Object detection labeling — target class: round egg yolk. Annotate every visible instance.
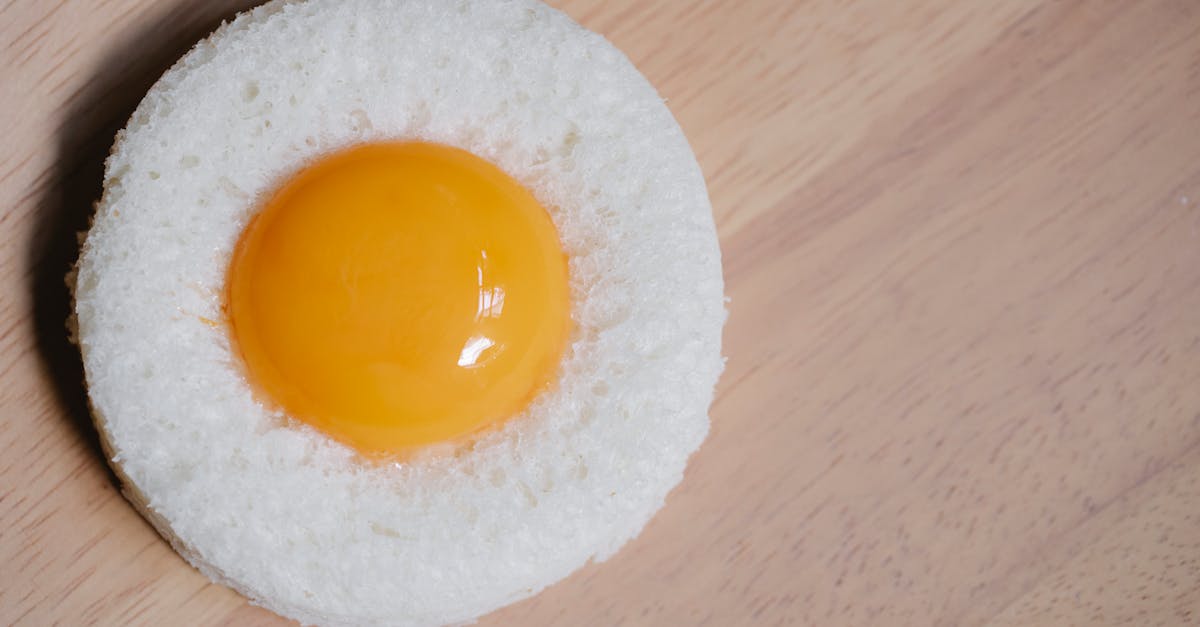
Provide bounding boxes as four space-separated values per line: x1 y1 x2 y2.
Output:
226 142 570 458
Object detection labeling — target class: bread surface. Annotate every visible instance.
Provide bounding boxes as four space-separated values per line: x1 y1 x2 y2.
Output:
73 1 725 625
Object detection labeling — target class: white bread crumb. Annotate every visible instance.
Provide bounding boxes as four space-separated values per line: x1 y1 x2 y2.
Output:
73 0 725 625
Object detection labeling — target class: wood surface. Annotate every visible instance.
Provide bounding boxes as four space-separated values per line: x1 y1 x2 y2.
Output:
3 0 1200 625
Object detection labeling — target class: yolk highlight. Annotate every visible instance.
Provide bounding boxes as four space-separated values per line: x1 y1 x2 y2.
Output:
226 142 570 457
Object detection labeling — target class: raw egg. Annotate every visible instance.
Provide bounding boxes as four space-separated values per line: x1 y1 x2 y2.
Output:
227 141 571 456
72 0 724 625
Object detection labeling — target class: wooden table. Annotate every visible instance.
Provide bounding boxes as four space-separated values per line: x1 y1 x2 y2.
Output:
3 1 1199 625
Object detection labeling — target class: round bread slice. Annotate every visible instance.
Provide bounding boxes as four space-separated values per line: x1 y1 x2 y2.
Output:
71 0 725 625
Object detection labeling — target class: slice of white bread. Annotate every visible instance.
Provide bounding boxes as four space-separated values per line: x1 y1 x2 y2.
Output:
72 0 725 625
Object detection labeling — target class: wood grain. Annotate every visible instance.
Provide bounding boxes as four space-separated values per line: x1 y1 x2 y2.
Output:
3 0 1199 625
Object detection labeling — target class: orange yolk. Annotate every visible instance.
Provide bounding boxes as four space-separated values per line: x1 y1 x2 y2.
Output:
226 142 570 458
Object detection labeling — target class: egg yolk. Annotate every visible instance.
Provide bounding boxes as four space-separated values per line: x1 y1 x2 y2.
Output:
226 142 570 457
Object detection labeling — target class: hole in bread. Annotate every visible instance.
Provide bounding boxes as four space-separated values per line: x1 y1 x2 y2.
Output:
242 81 259 103
518 481 538 507
369 521 403 538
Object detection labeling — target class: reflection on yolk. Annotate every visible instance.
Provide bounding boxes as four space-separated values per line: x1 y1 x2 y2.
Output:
226 142 570 457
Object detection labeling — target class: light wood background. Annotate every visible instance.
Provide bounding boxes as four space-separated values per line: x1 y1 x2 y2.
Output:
3 1 1200 625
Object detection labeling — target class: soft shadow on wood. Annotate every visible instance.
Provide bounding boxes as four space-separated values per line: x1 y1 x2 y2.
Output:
28 1 261 483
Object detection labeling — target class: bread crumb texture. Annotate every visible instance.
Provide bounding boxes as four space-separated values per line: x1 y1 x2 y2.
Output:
73 0 724 625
